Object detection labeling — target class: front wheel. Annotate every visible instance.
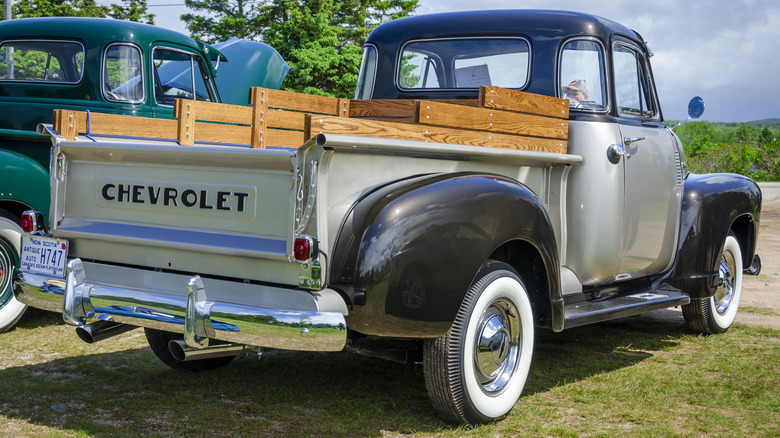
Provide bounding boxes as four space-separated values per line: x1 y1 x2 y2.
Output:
683 233 743 334
424 261 534 424
0 212 27 332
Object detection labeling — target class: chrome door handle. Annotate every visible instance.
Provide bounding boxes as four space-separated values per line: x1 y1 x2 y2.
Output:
624 136 645 145
607 143 629 164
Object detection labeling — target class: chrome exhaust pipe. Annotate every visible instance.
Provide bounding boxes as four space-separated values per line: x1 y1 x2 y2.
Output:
168 340 252 362
76 320 136 344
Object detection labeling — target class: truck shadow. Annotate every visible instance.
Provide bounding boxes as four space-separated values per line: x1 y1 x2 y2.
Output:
10 307 65 330
0 314 689 436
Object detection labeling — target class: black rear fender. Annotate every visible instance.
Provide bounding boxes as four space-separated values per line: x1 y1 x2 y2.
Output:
331 173 559 338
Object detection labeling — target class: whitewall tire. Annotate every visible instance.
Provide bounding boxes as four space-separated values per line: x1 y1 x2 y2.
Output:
424 261 534 424
0 213 27 332
683 233 743 334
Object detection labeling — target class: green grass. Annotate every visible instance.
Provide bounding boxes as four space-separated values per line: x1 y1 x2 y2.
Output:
0 309 778 437
741 306 779 316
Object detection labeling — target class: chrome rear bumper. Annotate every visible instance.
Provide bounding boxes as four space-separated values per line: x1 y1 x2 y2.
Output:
15 258 348 352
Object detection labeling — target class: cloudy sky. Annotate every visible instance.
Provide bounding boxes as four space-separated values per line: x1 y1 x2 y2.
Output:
144 0 778 123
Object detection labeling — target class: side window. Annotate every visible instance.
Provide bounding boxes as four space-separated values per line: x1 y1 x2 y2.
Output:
613 43 655 118
355 45 377 99
559 39 607 111
153 47 214 106
104 44 143 103
0 40 84 83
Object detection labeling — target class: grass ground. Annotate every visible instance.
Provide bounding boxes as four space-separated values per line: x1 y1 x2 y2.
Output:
0 308 777 437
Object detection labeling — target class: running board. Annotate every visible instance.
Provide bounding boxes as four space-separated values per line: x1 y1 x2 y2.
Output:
563 290 690 329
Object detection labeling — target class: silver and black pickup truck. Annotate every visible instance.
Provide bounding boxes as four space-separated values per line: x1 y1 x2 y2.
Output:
15 10 762 425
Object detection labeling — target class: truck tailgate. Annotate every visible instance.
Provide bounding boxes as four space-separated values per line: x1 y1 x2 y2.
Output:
49 138 301 285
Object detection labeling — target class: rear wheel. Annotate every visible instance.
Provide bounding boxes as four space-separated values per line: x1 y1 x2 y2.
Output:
424 261 534 424
683 233 743 334
144 328 236 371
0 211 27 332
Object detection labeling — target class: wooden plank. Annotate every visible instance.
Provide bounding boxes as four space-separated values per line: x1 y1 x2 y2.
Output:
250 87 267 148
418 100 568 140
480 86 569 119
56 110 178 140
55 109 78 140
252 87 341 115
266 128 306 149
176 99 195 145
307 115 567 154
267 109 307 130
349 100 417 118
349 99 480 118
192 122 251 145
338 99 350 117
176 99 252 125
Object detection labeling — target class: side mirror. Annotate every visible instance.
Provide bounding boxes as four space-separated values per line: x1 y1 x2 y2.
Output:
671 96 706 130
688 96 705 119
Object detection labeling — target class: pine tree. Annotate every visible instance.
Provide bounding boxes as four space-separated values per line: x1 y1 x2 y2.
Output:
181 0 419 97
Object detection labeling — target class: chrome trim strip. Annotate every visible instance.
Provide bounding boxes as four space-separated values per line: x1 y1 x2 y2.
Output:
311 134 582 166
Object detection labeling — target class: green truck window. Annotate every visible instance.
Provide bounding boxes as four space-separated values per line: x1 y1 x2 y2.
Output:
104 43 144 103
0 40 84 83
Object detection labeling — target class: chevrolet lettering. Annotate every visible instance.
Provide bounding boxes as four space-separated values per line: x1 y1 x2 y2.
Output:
100 183 250 211
95 177 256 217
14 10 762 426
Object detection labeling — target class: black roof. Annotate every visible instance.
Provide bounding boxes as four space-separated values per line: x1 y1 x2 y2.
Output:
367 9 640 46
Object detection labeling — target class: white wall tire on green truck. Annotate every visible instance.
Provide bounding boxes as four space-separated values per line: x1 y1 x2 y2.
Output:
0 212 27 332
424 261 534 424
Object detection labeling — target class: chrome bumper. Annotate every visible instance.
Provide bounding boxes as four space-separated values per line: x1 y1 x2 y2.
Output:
15 258 348 352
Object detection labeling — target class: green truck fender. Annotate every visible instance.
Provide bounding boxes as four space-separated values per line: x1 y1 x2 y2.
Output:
0 148 50 217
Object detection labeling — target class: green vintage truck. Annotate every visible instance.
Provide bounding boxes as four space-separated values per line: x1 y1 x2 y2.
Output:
0 17 289 331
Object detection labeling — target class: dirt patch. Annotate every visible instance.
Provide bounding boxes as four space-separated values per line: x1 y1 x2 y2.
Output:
739 183 780 329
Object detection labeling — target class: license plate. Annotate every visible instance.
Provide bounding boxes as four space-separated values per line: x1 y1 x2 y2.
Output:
20 235 69 277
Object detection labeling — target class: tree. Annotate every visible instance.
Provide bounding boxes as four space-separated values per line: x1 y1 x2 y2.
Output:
109 0 154 24
7 0 153 23
181 0 419 97
11 0 109 17
759 127 775 147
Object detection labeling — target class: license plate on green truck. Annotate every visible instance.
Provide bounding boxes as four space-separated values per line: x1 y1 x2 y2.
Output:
20 235 68 277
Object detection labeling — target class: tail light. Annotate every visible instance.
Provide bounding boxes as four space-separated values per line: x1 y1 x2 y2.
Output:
21 210 46 234
293 235 318 263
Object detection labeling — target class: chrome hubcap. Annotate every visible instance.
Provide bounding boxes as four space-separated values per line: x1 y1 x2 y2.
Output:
473 298 521 394
714 248 737 315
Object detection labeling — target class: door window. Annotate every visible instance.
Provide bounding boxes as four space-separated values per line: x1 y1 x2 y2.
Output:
613 43 656 118
153 47 215 106
558 39 607 111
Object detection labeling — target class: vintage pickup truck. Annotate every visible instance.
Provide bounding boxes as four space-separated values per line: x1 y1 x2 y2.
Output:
0 17 289 331
14 10 762 425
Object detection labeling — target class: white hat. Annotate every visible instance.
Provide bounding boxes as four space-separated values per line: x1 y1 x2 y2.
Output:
562 79 589 98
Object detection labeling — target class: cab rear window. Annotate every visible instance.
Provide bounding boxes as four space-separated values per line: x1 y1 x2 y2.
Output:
0 40 84 83
398 38 530 90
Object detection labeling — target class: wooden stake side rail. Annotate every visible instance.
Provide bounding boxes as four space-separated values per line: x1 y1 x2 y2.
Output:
53 86 569 153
